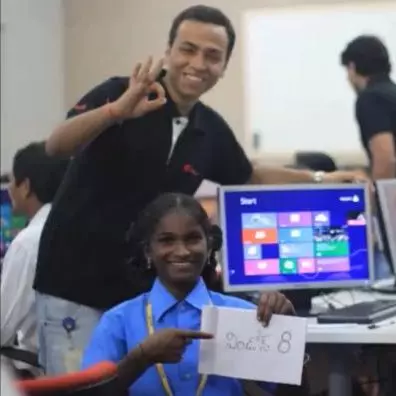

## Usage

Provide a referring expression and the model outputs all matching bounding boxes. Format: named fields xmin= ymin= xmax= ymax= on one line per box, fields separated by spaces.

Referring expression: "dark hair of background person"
xmin=168 ymin=4 xmax=236 ymax=62
xmin=13 ymin=141 xmax=70 ymax=203
xmin=341 ymin=35 xmax=391 ymax=77
xmin=125 ymin=193 xmax=223 ymax=293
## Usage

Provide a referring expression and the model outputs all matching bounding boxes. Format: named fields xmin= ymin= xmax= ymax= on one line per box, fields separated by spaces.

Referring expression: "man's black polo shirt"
xmin=33 ymin=76 xmax=252 ymax=310
xmin=355 ymin=75 xmax=396 ymax=160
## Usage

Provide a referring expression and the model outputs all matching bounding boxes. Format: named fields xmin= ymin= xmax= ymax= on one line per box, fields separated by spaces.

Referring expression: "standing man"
xmin=341 ymin=35 xmax=396 ymax=179
xmin=35 ymin=5 xmax=364 ymax=375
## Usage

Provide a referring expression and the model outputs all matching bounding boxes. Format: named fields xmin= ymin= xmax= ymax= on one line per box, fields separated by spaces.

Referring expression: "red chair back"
xmin=17 ymin=362 xmax=117 ymax=396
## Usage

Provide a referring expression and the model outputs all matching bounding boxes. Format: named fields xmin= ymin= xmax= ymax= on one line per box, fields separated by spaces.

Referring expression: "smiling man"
xmin=341 ymin=35 xmax=396 ymax=180
xmin=34 ymin=5 xmax=365 ymax=375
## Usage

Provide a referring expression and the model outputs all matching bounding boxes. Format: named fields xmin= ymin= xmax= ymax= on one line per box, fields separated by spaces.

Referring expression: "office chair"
xmin=294 ymin=151 xmax=338 ymax=172
xmin=0 ymin=347 xmax=41 ymax=379
xmin=17 ymin=361 xmax=118 ymax=396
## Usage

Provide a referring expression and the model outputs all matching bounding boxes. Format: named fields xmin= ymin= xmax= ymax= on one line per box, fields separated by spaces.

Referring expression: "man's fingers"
xmin=144 ymin=97 xmax=167 ymax=112
xmin=148 ymin=82 xmax=166 ymax=99
xmin=143 ymin=82 xmax=166 ymax=111
xmin=131 ymin=62 xmax=142 ymax=80
xmin=178 ymin=330 xmax=214 ymax=340
xmin=138 ymin=56 xmax=153 ymax=81
xmin=149 ymin=58 xmax=165 ymax=81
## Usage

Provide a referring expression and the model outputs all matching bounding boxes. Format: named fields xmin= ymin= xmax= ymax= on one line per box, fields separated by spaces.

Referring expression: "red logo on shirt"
xmin=183 ymin=164 xmax=199 ymax=176
xmin=74 ymin=103 xmax=87 ymax=111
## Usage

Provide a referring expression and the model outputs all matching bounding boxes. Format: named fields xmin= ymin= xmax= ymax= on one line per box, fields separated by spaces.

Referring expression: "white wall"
xmin=244 ymin=2 xmax=396 ymax=159
xmin=0 ymin=0 xmax=64 ymax=173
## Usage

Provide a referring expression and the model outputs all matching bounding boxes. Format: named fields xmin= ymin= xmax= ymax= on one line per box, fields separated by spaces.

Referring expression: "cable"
xmin=367 ymin=320 xmax=395 ymax=330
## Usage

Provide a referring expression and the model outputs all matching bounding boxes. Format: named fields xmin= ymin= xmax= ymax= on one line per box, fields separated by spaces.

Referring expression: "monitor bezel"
xmin=375 ymin=179 xmax=396 ymax=275
xmin=218 ymin=183 xmax=375 ymax=292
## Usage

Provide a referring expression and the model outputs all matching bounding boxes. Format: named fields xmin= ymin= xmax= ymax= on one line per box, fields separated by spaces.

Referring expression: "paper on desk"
xmin=198 ymin=306 xmax=308 ymax=385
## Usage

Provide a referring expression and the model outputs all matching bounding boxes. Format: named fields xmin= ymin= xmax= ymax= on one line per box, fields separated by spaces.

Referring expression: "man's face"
xmin=8 ymin=173 xmax=29 ymax=214
xmin=165 ymin=20 xmax=229 ymax=102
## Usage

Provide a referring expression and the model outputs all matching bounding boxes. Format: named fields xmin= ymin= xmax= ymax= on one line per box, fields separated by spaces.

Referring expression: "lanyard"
xmin=145 ymin=301 xmax=208 ymax=396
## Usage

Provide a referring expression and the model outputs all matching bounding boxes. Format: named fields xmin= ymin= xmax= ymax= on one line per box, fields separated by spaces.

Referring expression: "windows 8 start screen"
xmin=221 ymin=188 xmax=371 ymax=287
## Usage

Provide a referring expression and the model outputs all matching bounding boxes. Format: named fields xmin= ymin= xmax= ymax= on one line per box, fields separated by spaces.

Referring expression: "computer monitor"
xmin=375 ymin=179 xmax=396 ymax=278
xmin=218 ymin=184 xmax=374 ymax=292
xmin=0 ymin=185 xmax=27 ymax=260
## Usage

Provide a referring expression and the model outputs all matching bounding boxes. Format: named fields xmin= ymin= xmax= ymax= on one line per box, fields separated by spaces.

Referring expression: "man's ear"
xmin=21 ymin=178 xmax=31 ymax=199
xmin=348 ymin=61 xmax=357 ymax=73
xmin=164 ymin=46 xmax=171 ymax=70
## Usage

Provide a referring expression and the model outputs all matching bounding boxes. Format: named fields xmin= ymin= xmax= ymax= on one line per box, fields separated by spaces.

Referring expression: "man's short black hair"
xmin=341 ymin=35 xmax=391 ymax=77
xmin=168 ymin=5 xmax=236 ymax=62
xmin=13 ymin=141 xmax=69 ymax=204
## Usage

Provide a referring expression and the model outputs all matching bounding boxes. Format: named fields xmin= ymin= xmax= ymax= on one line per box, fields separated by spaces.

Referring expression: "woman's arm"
xmin=115 ymin=329 xmax=214 ymax=391
xmin=116 ymin=345 xmax=151 ymax=390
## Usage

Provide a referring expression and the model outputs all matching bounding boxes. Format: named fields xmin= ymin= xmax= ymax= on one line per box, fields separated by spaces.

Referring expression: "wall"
xmin=1 ymin=0 xmax=64 ymax=173
xmin=244 ymin=3 xmax=396 ymax=156
xmin=64 ymin=0 xmax=394 ymax=166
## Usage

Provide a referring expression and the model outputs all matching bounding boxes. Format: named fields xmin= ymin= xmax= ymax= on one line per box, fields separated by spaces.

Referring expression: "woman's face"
xmin=147 ymin=210 xmax=209 ymax=286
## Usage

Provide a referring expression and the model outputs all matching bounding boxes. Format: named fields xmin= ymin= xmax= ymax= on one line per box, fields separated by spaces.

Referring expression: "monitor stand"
xmin=282 ymin=289 xmax=316 ymax=316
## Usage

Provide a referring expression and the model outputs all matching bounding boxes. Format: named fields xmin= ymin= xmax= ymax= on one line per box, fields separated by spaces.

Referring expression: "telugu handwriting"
xmin=224 ymin=330 xmax=292 ymax=354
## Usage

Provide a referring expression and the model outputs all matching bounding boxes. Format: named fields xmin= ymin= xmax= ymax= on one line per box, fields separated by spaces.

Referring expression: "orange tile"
xmin=242 ymin=228 xmax=278 ymax=244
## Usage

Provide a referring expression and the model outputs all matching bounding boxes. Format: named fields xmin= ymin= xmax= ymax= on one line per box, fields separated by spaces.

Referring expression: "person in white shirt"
xmin=1 ymin=142 xmax=69 ymax=374
xmin=1 ymin=360 xmax=25 ymax=396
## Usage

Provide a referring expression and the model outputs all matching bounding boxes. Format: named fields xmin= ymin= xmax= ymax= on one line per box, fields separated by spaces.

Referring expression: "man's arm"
xmin=0 ymin=243 xmax=34 ymax=347
xmin=46 ymin=106 xmax=117 ymax=157
xmin=206 ymin=115 xmax=318 ymax=185
xmin=248 ymin=163 xmax=315 ymax=184
xmin=368 ymin=132 xmax=396 ymax=179
xmin=206 ymin=113 xmax=364 ymax=186
xmin=356 ymin=92 xmax=396 ymax=179
xmin=47 ymin=59 xmax=166 ymax=158
xmin=46 ymin=78 xmax=125 ymax=157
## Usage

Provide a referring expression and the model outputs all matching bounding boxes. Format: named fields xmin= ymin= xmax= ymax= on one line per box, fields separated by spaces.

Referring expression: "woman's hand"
xmin=140 ymin=328 xmax=213 ymax=364
xmin=256 ymin=291 xmax=295 ymax=325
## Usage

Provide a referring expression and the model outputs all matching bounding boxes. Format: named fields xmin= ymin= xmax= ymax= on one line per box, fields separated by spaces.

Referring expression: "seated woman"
xmin=82 ymin=193 xmax=296 ymax=395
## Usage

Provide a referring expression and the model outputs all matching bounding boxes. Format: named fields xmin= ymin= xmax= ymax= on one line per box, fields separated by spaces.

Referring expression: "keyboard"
xmin=317 ymin=299 xmax=396 ymax=324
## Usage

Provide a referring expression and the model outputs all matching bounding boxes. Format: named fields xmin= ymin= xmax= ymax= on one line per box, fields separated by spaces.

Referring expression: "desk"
xmin=306 ymin=282 xmax=396 ymax=396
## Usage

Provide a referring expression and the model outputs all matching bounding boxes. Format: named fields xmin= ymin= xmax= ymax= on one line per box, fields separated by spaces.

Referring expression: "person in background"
xmin=341 ymin=35 xmax=396 ymax=180
xmin=35 ymin=5 xmax=365 ymax=375
xmin=1 ymin=142 xmax=69 ymax=376
xmin=1 ymin=361 xmax=24 ymax=396
xmin=82 ymin=193 xmax=297 ymax=396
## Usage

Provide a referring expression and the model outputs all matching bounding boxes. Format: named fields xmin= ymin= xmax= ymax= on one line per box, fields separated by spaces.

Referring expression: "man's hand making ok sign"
xmin=108 ymin=57 xmax=167 ymax=120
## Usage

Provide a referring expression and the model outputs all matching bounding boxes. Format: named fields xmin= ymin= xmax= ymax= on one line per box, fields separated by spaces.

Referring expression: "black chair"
xmin=294 ymin=152 xmax=337 ymax=172
xmin=1 ymin=347 xmax=41 ymax=379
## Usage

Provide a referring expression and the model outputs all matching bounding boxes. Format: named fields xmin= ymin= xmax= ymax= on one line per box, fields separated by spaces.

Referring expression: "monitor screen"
xmin=376 ymin=179 xmax=396 ymax=275
xmin=219 ymin=184 xmax=374 ymax=292
xmin=0 ymin=186 xmax=27 ymax=259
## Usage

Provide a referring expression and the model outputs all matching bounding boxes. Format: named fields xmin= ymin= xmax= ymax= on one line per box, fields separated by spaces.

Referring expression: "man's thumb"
xmin=145 ymin=97 xmax=167 ymax=112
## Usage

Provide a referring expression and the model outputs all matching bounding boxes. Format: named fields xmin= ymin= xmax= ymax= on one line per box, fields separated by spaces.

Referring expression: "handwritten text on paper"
xmin=198 ymin=306 xmax=307 ymax=385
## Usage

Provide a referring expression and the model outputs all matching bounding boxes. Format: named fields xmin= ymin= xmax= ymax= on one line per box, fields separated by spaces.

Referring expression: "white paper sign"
xmin=198 ymin=306 xmax=307 ymax=385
